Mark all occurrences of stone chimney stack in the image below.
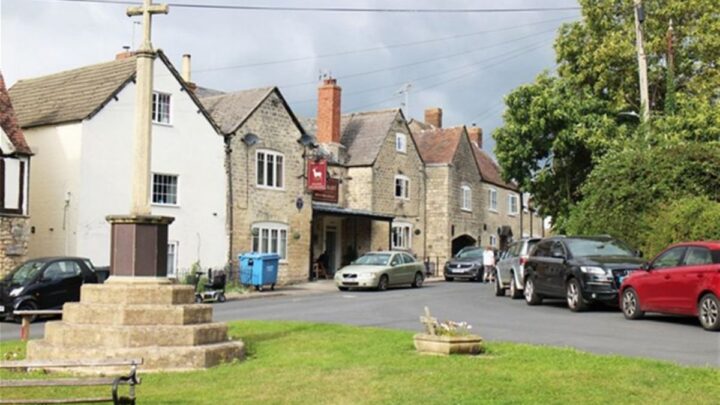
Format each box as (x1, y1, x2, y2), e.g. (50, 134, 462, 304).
(424, 107, 442, 128)
(115, 46, 134, 60)
(317, 78, 342, 144)
(182, 54, 192, 83)
(468, 126, 483, 149)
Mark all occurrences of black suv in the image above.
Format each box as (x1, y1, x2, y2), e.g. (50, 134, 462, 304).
(0, 257, 99, 321)
(523, 236, 645, 312)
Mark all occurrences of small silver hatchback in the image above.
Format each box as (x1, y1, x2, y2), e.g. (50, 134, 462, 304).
(494, 238, 541, 298)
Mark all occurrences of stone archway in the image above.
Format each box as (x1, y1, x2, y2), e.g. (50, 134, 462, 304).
(452, 234, 477, 256)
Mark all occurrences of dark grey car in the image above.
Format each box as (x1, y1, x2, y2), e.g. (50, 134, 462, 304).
(444, 248, 485, 282)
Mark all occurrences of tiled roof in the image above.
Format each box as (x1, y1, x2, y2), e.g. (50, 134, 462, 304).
(412, 126, 464, 164)
(407, 118, 434, 134)
(9, 57, 137, 128)
(199, 87, 274, 134)
(194, 86, 225, 98)
(470, 141, 518, 191)
(0, 71, 32, 155)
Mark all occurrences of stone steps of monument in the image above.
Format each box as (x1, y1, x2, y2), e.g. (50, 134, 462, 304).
(62, 302, 213, 325)
(42, 321, 230, 348)
(27, 339, 246, 372)
(79, 283, 195, 305)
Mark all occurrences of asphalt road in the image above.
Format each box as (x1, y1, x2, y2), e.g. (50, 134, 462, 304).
(2, 281, 718, 367)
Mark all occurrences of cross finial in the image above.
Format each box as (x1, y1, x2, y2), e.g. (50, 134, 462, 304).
(419, 306, 438, 335)
(127, 0, 169, 52)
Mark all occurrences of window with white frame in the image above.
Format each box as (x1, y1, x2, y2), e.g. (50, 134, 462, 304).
(508, 194, 519, 215)
(488, 188, 498, 211)
(152, 173, 178, 205)
(252, 223, 288, 259)
(394, 175, 409, 199)
(461, 185, 472, 211)
(167, 241, 178, 277)
(395, 133, 407, 153)
(256, 150, 284, 189)
(523, 192, 530, 213)
(489, 235, 497, 247)
(392, 222, 412, 250)
(152, 92, 171, 124)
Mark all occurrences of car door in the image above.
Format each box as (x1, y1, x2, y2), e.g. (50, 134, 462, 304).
(547, 241, 569, 297)
(389, 254, 403, 285)
(529, 241, 553, 294)
(402, 253, 419, 282)
(644, 247, 687, 311)
(36, 261, 67, 309)
(675, 246, 714, 313)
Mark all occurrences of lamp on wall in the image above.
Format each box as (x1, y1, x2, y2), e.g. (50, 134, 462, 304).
(241, 133, 259, 146)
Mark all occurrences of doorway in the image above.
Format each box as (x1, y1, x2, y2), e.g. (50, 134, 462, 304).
(452, 234, 477, 256)
(325, 228, 338, 275)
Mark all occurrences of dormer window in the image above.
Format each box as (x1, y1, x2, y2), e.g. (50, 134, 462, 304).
(395, 133, 407, 153)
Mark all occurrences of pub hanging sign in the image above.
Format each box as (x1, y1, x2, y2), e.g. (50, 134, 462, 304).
(307, 159, 328, 191)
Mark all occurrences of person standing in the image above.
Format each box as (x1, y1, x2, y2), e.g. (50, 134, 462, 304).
(482, 246, 496, 283)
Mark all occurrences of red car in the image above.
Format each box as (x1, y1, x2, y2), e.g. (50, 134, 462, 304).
(619, 241, 720, 331)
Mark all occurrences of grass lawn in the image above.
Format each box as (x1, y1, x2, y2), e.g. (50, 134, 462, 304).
(1, 320, 718, 404)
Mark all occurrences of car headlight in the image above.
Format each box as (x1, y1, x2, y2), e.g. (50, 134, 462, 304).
(9, 287, 24, 297)
(580, 266, 606, 275)
(358, 273, 376, 279)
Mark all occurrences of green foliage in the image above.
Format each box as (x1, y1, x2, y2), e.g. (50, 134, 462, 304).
(643, 196, 720, 257)
(566, 142, 720, 250)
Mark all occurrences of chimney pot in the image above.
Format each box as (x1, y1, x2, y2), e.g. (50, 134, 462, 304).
(424, 107, 442, 128)
(468, 126, 483, 149)
(317, 77, 342, 144)
(182, 54, 192, 83)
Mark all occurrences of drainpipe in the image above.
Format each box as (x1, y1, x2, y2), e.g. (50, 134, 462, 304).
(225, 135, 234, 280)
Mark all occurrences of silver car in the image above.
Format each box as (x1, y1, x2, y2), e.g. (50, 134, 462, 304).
(494, 238, 541, 298)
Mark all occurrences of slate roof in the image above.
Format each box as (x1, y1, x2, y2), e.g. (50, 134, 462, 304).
(0, 71, 32, 155)
(470, 141, 518, 191)
(194, 86, 225, 98)
(9, 57, 137, 128)
(412, 126, 464, 165)
(199, 87, 274, 134)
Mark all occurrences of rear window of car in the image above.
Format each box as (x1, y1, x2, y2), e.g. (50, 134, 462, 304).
(712, 250, 720, 264)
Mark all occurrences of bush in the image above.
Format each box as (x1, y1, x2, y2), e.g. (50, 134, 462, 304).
(642, 197, 720, 257)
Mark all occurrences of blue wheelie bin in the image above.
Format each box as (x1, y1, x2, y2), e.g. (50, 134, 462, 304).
(238, 253, 280, 291)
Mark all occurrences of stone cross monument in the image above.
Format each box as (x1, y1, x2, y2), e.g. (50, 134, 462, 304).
(106, 0, 173, 278)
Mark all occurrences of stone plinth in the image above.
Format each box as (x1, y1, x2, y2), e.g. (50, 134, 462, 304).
(413, 334, 484, 356)
(27, 278, 244, 373)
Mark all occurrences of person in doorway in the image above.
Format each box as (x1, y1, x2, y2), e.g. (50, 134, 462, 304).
(315, 251, 329, 279)
(482, 246, 496, 283)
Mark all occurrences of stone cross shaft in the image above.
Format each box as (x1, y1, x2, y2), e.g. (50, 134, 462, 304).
(420, 306, 438, 336)
(126, 0, 168, 215)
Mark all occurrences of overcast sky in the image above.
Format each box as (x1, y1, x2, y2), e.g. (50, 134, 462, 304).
(1, 0, 581, 155)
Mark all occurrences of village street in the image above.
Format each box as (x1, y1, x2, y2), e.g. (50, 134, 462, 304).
(3, 281, 716, 367)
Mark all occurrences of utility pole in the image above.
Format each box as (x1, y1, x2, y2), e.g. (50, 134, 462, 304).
(633, 0, 650, 123)
(665, 19, 676, 114)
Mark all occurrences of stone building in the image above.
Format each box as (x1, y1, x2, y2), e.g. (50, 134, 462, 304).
(0, 71, 32, 277)
(199, 87, 312, 284)
(303, 79, 427, 274)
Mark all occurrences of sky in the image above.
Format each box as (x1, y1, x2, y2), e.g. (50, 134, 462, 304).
(0, 0, 581, 155)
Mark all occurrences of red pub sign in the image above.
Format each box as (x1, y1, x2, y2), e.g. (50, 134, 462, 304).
(307, 160, 327, 191)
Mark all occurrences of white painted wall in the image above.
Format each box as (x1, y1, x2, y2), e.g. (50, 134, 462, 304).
(25, 123, 83, 258)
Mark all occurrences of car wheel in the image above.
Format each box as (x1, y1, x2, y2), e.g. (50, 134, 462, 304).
(13, 301, 38, 324)
(444, 276, 454, 282)
(218, 293, 226, 303)
(195, 295, 203, 303)
(338, 286, 349, 292)
(621, 288, 644, 320)
(494, 276, 505, 297)
(566, 278, 588, 312)
(474, 269, 484, 282)
(509, 274, 522, 299)
(698, 293, 720, 331)
(524, 277, 542, 305)
(377, 275, 389, 291)
(411, 272, 424, 288)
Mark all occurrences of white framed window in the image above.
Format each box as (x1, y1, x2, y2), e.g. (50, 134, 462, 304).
(488, 188, 498, 212)
(461, 185, 472, 211)
(167, 241, 178, 277)
(392, 222, 413, 250)
(252, 222, 288, 259)
(152, 92, 171, 124)
(489, 235, 497, 247)
(256, 150, 285, 190)
(523, 192, 530, 213)
(152, 173, 179, 205)
(395, 133, 407, 153)
(508, 194, 519, 215)
(394, 175, 410, 200)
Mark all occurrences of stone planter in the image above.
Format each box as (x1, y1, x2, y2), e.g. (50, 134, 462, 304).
(413, 333, 484, 355)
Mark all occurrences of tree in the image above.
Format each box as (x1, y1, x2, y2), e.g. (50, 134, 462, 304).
(493, 0, 720, 230)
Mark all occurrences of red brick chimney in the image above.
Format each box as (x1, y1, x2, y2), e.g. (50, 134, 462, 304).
(317, 78, 342, 144)
(468, 126, 483, 149)
(424, 107, 442, 128)
(116, 46, 135, 60)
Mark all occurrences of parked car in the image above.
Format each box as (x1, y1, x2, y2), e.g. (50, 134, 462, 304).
(334, 251, 425, 291)
(444, 247, 485, 282)
(495, 238, 541, 298)
(619, 241, 720, 331)
(0, 257, 100, 322)
(523, 236, 645, 312)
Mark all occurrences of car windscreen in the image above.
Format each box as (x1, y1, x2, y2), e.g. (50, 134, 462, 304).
(354, 254, 391, 266)
(456, 249, 483, 259)
(8, 261, 45, 285)
(566, 239, 635, 257)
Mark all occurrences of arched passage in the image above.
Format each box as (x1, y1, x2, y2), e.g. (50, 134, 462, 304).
(452, 234, 477, 256)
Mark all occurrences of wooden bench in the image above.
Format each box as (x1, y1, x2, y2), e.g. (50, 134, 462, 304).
(13, 310, 63, 341)
(0, 359, 142, 405)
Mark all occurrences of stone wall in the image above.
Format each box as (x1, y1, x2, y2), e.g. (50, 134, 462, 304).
(480, 184, 522, 249)
(228, 90, 312, 285)
(424, 165, 450, 262)
(0, 215, 30, 278)
(447, 133, 485, 253)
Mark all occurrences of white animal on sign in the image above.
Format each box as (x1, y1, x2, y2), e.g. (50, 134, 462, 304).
(312, 167, 323, 180)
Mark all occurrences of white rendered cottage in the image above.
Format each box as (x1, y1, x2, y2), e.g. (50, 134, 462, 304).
(8, 51, 228, 276)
